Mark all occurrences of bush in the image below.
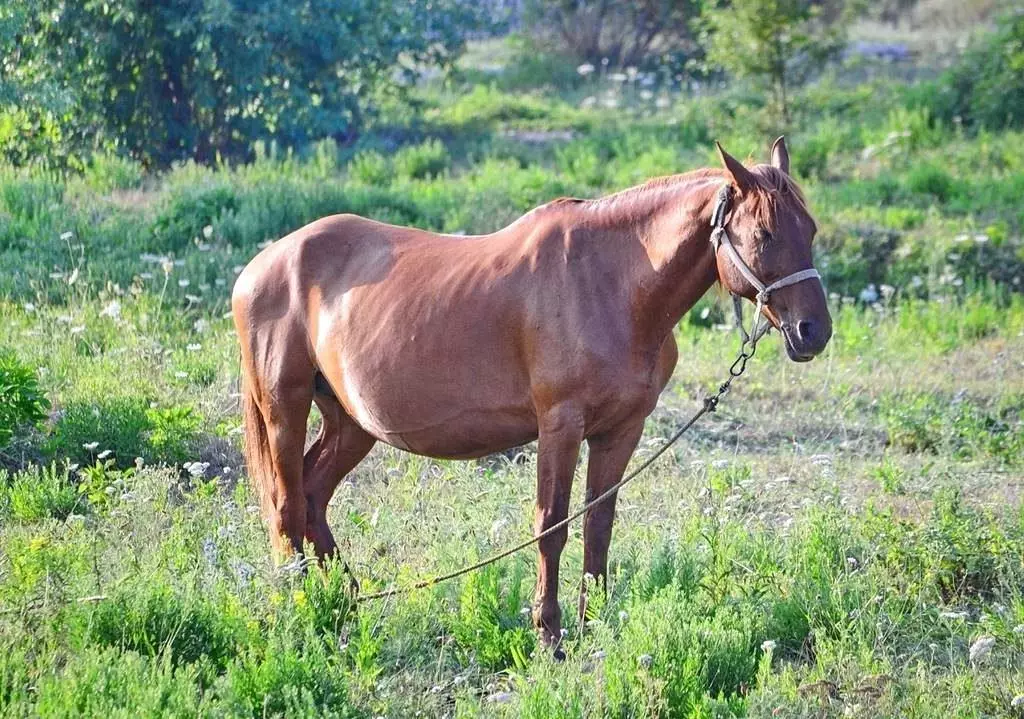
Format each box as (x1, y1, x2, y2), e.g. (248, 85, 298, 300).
(218, 638, 357, 718)
(393, 139, 450, 180)
(85, 582, 241, 669)
(0, 350, 49, 450)
(33, 648, 205, 717)
(446, 561, 534, 671)
(146, 405, 203, 466)
(5, 463, 81, 521)
(932, 11, 1024, 130)
(47, 396, 152, 467)
(348, 150, 394, 186)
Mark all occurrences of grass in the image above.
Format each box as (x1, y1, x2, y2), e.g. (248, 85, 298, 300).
(1, 33, 1024, 718)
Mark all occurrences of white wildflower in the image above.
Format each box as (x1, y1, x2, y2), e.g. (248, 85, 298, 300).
(23, 302, 35, 313)
(202, 225, 214, 239)
(576, 63, 595, 76)
(97, 450, 112, 460)
(618, 610, 629, 622)
(186, 461, 210, 478)
(99, 300, 121, 319)
(1012, 695, 1024, 708)
(178, 279, 190, 288)
(60, 231, 74, 241)
(186, 343, 202, 352)
(969, 635, 996, 664)
(486, 692, 513, 704)
(638, 654, 653, 668)
(82, 442, 99, 451)
(761, 639, 777, 653)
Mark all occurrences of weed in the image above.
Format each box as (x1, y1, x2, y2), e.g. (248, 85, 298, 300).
(0, 349, 49, 450)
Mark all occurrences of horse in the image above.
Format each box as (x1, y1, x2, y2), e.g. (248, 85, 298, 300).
(232, 137, 832, 653)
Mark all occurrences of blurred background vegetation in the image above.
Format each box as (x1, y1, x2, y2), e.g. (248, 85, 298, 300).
(1, 0, 1021, 168)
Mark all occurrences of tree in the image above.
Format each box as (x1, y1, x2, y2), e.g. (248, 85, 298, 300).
(2, 0, 484, 167)
(702, 0, 852, 122)
(527, 0, 705, 69)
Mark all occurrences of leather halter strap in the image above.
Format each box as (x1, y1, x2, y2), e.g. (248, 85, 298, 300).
(709, 184, 822, 346)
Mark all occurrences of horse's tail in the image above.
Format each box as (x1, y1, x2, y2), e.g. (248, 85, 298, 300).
(240, 378, 275, 517)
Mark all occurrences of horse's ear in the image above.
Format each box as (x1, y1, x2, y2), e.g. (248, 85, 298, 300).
(770, 136, 790, 175)
(716, 141, 755, 192)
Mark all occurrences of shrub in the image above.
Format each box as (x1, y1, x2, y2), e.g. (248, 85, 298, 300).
(933, 11, 1024, 131)
(218, 638, 357, 718)
(446, 561, 534, 671)
(905, 163, 956, 203)
(146, 405, 203, 466)
(348, 150, 394, 186)
(0, 350, 49, 450)
(32, 648, 205, 717)
(85, 582, 240, 669)
(7, 463, 81, 521)
(47, 396, 152, 467)
(393, 139, 450, 180)
(151, 182, 239, 253)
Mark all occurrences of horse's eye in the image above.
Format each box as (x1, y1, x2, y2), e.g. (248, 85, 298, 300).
(756, 229, 774, 245)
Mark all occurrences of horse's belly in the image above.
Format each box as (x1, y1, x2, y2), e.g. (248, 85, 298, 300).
(328, 354, 537, 459)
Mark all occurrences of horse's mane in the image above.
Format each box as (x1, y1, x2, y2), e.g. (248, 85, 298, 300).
(543, 162, 814, 231)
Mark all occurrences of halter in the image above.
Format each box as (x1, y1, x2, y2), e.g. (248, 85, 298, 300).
(709, 184, 822, 348)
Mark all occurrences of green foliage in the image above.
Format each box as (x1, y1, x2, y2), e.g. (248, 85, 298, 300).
(2, 0, 485, 166)
(296, 559, 357, 637)
(524, 0, 704, 69)
(5, 462, 80, 521)
(32, 648, 206, 717)
(447, 561, 534, 671)
(219, 638, 357, 718)
(880, 392, 1024, 465)
(146, 405, 202, 466)
(84, 581, 241, 669)
(47, 396, 151, 467)
(348, 150, 394, 186)
(605, 589, 756, 716)
(0, 349, 49, 449)
(872, 457, 906, 495)
(703, 0, 850, 119)
(393, 139, 450, 180)
(933, 11, 1024, 131)
(76, 458, 135, 511)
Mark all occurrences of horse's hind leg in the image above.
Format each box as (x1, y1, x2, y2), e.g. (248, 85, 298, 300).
(303, 381, 376, 559)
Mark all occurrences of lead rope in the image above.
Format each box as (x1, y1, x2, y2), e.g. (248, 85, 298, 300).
(354, 185, 765, 603)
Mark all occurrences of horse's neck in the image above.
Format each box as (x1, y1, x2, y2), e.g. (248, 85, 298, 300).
(582, 176, 723, 343)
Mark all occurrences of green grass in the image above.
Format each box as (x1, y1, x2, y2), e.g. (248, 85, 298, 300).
(1, 40, 1024, 718)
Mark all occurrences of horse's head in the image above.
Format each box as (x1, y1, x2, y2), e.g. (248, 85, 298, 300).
(713, 138, 832, 362)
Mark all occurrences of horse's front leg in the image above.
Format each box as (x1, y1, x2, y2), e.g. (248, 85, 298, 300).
(532, 403, 584, 659)
(578, 418, 645, 623)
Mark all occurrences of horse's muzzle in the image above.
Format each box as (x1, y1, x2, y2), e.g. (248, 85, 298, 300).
(782, 318, 832, 362)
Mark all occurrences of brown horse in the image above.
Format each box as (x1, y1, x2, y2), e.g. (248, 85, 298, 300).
(232, 138, 831, 651)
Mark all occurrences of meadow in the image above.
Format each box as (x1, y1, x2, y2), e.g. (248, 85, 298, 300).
(2, 26, 1024, 718)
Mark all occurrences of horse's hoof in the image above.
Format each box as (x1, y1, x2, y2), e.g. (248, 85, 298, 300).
(553, 647, 566, 662)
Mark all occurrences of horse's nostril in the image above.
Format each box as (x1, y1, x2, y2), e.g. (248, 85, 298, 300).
(796, 320, 814, 343)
